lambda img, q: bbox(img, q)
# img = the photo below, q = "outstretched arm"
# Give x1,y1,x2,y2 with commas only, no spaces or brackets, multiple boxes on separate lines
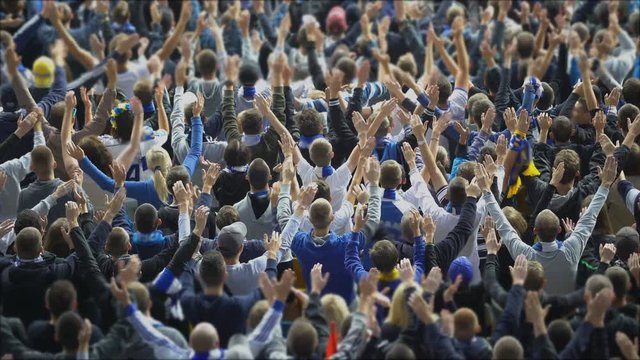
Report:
115,98,145,171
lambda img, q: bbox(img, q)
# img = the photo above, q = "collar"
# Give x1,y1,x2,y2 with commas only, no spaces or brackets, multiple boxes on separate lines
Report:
251,190,269,199
132,230,165,244
379,268,400,282
241,134,262,146
299,134,324,149
142,102,155,114
532,240,563,252
242,86,256,98
314,165,334,178
223,165,249,174
375,135,392,148
14,255,44,267
383,189,397,200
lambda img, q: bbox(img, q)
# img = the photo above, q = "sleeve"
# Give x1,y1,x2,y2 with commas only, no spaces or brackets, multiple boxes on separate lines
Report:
181,116,203,176
491,285,525,344
422,323,465,360
295,158,314,185
276,183,294,231
482,191,536,260
329,312,368,360
178,213,191,245
563,186,609,263
76,88,115,139
38,66,67,119
248,300,285,356
344,231,367,282
222,89,242,142
169,86,190,164
303,293,330,358
413,235,426,283
434,197,478,268
532,334,559,360
362,185,382,242
124,304,190,359
86,221,112,257
483,254,509,307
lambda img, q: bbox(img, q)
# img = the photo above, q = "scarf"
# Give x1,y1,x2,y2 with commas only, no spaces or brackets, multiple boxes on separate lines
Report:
506,131,540,199
379,268,400,282
383,189,397,200
373,135,399,163
223,165,249,174
242,134,261,146
299,134,324,149
14,255,44,267
251,190,269,199
132,230,166,245
532,240,563,252
243,86,256,98
314,166,334,178
142,102,155,114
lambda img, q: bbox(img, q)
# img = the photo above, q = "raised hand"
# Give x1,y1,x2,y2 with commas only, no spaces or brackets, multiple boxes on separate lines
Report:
110,277,130,306
516,109,530,134
353,204,367,232
443,275,463,303
604,87,621,107
615,332,640,360
172,180,189,206
310,263,330,294
593,111,606,137
481,107,496,133
561,217,575,233
352,111,368,135
538,112,552,133
0,219,15,239
483,154,498,181
66,142,85,161
426,84,439,108
109,160,127,188
365,157,381,185
510,254,528,286
629,253,640,288
408,291,435,325
453,122,469,144
422,214,436,244
550,161,565,188
401,143,417,170
65,201,81,228
193,205,210,237
103,187,127,223
254,94,272,117
504,107,517,133
264,231,282,259
432,112,452,136
298,184,318,208
422,266,442,294
482,216,502,255
598,155,618,188
598,134,616,157
118,255,141,286
130,96,143,118
202,162,222,191
398,258,415,283
474,163,492,193
598,243,617,264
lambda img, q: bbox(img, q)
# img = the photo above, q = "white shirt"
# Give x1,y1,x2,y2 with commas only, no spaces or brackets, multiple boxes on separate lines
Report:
297,159,352,210
117,63,151,99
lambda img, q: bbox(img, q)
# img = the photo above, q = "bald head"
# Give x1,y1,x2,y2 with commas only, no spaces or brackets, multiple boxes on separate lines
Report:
534,210,560,242
190,323,219,353
309,198,333,229
493,336,524,360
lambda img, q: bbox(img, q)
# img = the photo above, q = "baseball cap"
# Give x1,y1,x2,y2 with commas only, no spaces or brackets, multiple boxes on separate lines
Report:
217,222,247,258
448,256,473,285
32,56,55,88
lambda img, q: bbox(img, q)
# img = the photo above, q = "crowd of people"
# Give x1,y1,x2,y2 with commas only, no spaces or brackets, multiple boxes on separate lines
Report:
0,0,639,359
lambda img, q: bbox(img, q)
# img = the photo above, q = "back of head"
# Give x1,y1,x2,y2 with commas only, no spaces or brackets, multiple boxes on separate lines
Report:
493,336,524,360
524,261,545,291
55,311,83,351
44,218,71,257
238,108,263,135
49,101,66,129
553,149,580,183
380,160,403,189
313,180,331,202
106,227,130,258
190,322,219,353
135,203,159,233
456,162,476,183
247,159,270,190
127,281,151,313
550,116,572,143
386,343,416,360
166,165,190,198
133,79,153,105
585,274,613,297
110,103,135,141
238,61,261,86
534,209,560,242
582,194,612,234
335,57,356,83
615,226,640,261
247,300,270,329
196,49,218,78
467,93,489,120
516,31,535,58
224,140,250,167
320,294,349,330
46,280,76,318
397,53,417,77
15,210,41,235
619,104,640,133
448,177,468,207
216,206,240,230
548,320,573,353
296,108,324,136
538,82,554,110
15,227,43,259
31,145,55,176
503,207,527,237
605,266,630,301
376,115,392,137
309,138,333,167
287,318,318,358
437,74,452,104
112,1,130,24
78,136,113,176
369,240,399,273
454,308,479,341
471,98,494,127
623,78,640,107
624,144,640,176
200,251,226,287
309,198,333,229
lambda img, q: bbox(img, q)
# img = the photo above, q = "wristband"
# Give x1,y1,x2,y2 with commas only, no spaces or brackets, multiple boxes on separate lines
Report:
514,130,527,138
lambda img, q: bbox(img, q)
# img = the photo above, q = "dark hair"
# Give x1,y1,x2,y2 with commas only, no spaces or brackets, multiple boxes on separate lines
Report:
386,343,416,360
629,11,640,37
15,209,42,234
448,177,467,207
369,240,399,273
335,57,356,83
159,7,174,35
480,145,497,162
296,108,324,136
133,79,153,105
112,1,130,24
224,140,250,167
44,218,71,258
200,250,226,287
49,102,66,130
554,149,580,183
550,116,572,143
239,61,261,86
287,319,318,358
78,135,113,177
215,206,240,229
196,49,218,77
238,109,263,135
112,109,134,142
623,78,640,108
538,82,554,110
437,75,452,104
31,145,54,174
313,180,331,202
55,311,82,351
619,104,640,133
46,280,76,318
456,162,475,183
615,226,640,261
470,98,494,127
548,320,573,353
166,166,190,196
247,159,270,189
135,203,158,233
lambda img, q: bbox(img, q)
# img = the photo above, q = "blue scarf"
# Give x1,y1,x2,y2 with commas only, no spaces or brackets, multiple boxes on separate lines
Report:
143,102,155,114
314,166,334,178
532,240,563,251
383,189,397,200
373,136,399,163
132,230,166,245
224,165,249,174
242,134,262,146
251,190,269,199
299,134,324,149
14,255,44,267
243,86,256,98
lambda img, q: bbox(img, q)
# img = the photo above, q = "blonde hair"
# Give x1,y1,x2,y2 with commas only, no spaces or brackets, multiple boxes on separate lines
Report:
146,147,171,203
320,294,349,332
385,283,419,329
309,138,333,167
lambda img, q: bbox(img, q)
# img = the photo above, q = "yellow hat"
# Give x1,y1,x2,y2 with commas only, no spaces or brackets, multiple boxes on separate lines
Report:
32,56,55,88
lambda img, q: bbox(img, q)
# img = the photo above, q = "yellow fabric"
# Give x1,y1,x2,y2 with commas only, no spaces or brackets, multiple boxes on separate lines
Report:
506,161,541,199
32,56,55,88
379,268,400,282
